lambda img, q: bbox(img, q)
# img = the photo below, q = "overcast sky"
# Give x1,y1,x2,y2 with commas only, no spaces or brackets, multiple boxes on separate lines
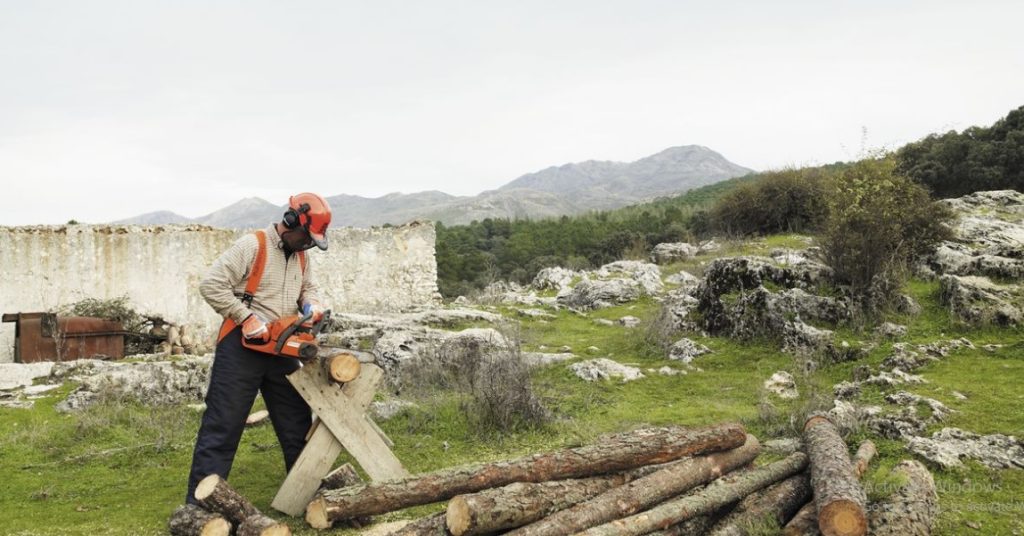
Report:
1,1,1021,225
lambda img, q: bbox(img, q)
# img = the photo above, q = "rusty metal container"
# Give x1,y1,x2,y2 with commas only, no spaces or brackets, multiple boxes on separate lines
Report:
2,312,126,363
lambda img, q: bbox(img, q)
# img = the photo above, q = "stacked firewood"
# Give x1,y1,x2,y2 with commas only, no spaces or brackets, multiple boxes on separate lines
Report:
304,417,937,536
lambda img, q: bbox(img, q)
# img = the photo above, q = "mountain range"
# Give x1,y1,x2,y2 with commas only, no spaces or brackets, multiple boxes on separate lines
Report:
115,145,753,228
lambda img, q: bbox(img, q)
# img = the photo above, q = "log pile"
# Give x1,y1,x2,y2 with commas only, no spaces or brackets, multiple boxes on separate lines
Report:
294,418,935,536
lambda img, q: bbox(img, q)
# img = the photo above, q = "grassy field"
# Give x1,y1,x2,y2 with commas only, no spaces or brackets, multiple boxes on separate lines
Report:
2,242,1022,534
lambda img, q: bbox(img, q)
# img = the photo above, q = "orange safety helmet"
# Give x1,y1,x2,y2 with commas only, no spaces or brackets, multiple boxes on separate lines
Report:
283,193,332,250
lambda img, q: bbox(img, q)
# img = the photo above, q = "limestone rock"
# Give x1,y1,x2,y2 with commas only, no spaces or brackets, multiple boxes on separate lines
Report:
515,308,557,320
698,239,722,254
522,352,577,367
618,316,641,328
372,331,420,371
556,278,642,310
569,358,645,382
863,368,928,387
661,291,700,332
906,427,1024,469
370,399,417,421
0,362,55,390
664,270,700,291
874,322,908,340
651,242,699,264
652,366,687,376
532,267,580,292
939,274,1022,326
50,356,212,412
834,381,862,400
668,338,711,363
763,371,798,399
594,260,664,295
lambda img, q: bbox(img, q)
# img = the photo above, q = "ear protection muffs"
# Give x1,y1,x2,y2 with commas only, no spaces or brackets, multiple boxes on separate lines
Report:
283,203,312,229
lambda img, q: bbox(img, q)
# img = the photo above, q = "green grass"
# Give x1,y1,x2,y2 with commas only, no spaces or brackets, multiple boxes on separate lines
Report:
2,256,1023,534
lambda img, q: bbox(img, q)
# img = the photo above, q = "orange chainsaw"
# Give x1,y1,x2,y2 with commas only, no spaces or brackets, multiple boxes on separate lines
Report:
242,309,331,360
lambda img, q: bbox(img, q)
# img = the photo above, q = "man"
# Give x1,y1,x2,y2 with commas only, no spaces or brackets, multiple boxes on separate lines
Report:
185,192,331,504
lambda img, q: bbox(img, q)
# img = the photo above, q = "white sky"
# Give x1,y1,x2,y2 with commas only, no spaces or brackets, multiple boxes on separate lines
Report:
1,1,1021,225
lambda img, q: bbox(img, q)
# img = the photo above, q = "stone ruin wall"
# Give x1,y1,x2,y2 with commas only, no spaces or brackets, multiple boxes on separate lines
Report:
0,222,440,363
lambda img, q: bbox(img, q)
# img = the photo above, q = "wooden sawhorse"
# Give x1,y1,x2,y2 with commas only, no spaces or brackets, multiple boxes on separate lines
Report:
271,350,409,516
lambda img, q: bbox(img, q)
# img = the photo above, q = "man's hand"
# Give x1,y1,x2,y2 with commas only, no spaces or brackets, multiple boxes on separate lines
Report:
241,314,269,342
301,300,326,323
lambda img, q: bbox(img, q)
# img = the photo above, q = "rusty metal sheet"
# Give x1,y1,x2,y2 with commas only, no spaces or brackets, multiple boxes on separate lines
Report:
3,312,126,363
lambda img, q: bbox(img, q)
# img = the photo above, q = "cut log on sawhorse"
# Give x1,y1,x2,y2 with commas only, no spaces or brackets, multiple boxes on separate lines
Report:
271,358,408,516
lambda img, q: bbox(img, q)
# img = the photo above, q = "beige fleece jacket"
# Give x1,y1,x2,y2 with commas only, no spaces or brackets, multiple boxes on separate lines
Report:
199,224,324,325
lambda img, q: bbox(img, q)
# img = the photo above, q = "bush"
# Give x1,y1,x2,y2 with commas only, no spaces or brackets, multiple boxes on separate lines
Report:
389,325,548,434
820,157,954,312
56,295,161,355
707,168,833,236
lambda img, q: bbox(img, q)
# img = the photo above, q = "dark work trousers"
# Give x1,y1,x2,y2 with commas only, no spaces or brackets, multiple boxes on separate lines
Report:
185,325,311,504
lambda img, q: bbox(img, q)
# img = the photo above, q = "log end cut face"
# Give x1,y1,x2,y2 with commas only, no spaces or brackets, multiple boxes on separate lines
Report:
202,518,231,536
305,496,332,530
445,495,471,536
819,499,867,536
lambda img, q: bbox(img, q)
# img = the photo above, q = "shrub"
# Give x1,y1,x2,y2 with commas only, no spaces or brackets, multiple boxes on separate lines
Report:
820,157,954,312
389,324,548,434
707,168,833,236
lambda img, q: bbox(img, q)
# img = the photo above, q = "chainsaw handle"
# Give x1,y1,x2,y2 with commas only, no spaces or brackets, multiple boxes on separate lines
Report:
274,311,313,355
311,309,331,337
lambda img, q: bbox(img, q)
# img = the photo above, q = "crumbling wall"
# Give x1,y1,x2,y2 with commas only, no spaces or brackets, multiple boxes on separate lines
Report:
0,222,439,363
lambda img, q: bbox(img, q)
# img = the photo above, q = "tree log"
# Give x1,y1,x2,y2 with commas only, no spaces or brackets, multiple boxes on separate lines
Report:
307,423,746,528
195,475,290,535
195,475,260,525
387,512,449,536
784,440,875,536
706,473,811,536
803,417,868,536
868,460,938,536
575,452,808,536
320,463,373,528
168,504,231,536
321,462,363,490
237,515,291,536
507,434,761,536
647,515,714,536
446,459,680,536
321,351,361,384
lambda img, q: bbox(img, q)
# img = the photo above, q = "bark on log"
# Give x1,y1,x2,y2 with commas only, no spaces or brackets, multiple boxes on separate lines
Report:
803,417,868,536
507,434,761,536
867,460,938,536
784,440,875,536
706,473,811,536
446,459,680,536
782,505,820,536
647,515,714,536
575,452,808,536
321,462,364,490
320,463,373,529
321,351,361,384
237,515,291,536
194,475,260,525
195,475,290,535
168,504,231,536
387,512,449,536
307,423,746,528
